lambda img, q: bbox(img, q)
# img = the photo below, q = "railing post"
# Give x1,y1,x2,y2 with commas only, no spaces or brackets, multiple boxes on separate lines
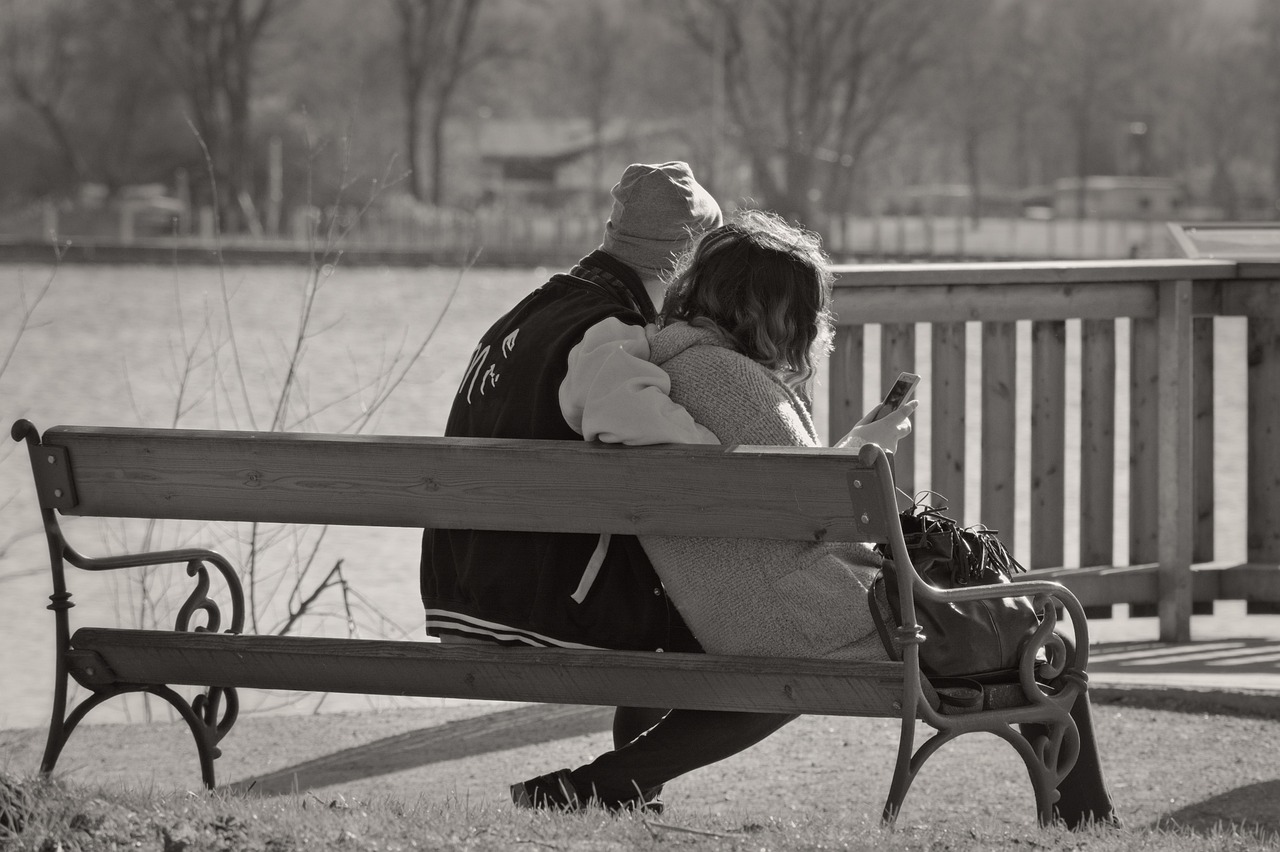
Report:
881,324,917,495
829,325,865,441
1193,317,1215,563
931,322,966,517
1157,278,1194,642
1030,321,1066,569
1248,284,1280,569
981,322,1018,554
1080,319,1116,568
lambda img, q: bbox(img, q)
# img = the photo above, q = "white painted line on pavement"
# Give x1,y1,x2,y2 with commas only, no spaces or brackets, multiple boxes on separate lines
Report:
1206,650,1280,667
1090,642,1245,663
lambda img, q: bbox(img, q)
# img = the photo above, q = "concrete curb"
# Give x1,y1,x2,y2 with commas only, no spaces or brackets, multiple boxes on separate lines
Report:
1090,684,1280,720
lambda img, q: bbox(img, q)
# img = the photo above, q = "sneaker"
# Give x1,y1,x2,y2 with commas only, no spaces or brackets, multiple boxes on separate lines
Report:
511,769,581,811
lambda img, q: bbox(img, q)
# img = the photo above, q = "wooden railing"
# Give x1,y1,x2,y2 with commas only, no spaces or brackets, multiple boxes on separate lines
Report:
827,259,1280,642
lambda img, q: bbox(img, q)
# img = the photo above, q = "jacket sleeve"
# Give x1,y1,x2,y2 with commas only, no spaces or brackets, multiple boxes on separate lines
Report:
559,317,719,446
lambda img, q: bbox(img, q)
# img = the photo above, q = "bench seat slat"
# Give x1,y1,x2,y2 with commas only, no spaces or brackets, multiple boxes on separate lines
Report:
41,427,891,542
70,628,911,718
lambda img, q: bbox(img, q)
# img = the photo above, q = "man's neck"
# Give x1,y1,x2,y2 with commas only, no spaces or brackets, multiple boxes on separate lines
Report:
640,275,665,315
576,250,661,322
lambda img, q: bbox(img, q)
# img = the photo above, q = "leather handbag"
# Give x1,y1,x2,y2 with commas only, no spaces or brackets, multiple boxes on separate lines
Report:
869,495,1042,682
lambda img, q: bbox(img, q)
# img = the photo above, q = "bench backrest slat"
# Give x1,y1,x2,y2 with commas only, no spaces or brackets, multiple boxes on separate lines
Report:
34,426,897,543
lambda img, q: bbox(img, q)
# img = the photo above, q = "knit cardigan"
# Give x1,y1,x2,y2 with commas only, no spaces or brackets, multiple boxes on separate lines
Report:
642,322,889,661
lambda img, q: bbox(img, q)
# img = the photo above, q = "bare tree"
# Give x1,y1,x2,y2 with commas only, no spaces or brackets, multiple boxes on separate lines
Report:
1259,1,1280,205
1167,13,1271,219
392,0,496,205
925,0,1013,222
676,0,949,223
1035,0,1186,218
576,1,619,208
0,0,90,189
134,0,295,233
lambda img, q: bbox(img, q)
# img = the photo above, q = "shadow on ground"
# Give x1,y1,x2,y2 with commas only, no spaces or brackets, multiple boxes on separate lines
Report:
227,704,612,796
1156,779,1280,842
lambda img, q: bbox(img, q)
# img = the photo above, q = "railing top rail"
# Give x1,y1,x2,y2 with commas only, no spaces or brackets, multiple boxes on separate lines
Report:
1237,262,1280,279
832,258,1240,287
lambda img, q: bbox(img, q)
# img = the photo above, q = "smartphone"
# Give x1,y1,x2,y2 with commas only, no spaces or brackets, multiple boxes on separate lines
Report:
881,372,920,412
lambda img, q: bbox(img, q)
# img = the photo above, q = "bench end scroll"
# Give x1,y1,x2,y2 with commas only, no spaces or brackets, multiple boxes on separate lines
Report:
11,418,39,444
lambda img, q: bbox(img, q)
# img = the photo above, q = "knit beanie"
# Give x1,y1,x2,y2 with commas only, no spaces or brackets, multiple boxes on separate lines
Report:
599,162,723,279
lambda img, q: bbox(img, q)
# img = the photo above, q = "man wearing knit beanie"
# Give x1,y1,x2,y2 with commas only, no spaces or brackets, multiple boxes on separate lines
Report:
599,161,723,293
423,162,742,812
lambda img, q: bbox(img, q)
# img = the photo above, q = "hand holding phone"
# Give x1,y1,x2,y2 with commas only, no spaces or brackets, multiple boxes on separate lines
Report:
834,372,919,451
880,372,920,414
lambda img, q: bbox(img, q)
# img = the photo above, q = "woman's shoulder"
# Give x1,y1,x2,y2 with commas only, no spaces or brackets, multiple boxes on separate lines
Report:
652,322,817,446
653,324,773,386
648,322,730,366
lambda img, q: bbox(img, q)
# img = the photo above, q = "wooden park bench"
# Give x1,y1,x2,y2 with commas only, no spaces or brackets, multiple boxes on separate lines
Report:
12,419,1091,825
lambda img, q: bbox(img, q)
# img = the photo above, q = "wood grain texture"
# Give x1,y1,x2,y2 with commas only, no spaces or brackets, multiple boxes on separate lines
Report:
1193,317,1215,563
1030,321,1066,569
38,429,893,543
930,322,966,516
1129,318,1159,565
1157,280,1194,642
829,324,865,440
1018,562,1230,608
831,281,1159,325
880,324,916,495
1079,319,1116,567
70,628,910,718
832,259,1235,287
1248,311,1280,563
980,322,1017,553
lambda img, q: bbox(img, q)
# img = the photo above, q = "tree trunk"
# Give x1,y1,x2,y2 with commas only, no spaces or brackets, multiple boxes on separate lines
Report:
32,101,85,188
1074,106,1092,221
429,102,446,207
782,148,816,225
1274,112,1280,206
228,24,258,234
405,79,425,201
964,128,983,225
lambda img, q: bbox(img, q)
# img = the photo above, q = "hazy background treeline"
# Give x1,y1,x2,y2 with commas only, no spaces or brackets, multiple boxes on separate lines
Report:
0,0,1275,237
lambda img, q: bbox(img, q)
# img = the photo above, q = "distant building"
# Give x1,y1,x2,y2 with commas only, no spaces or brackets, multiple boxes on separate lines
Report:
1052,176,1184,220
473,118,699,210
881,183,1025,218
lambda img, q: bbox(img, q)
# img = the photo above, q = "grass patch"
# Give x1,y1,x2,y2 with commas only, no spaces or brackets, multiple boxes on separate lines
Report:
2,771,1278,852
2,701,1278,851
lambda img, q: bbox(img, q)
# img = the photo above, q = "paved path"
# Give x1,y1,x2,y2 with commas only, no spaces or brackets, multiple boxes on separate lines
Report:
1083,602,1280,712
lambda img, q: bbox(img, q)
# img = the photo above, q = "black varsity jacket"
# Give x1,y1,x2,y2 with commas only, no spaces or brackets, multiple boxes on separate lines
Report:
419,250,698,652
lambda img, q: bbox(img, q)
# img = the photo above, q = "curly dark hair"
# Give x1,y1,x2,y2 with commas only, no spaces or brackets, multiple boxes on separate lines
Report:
661,208,834,391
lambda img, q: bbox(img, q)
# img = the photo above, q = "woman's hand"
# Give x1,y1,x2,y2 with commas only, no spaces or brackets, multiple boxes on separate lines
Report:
835,399,918,453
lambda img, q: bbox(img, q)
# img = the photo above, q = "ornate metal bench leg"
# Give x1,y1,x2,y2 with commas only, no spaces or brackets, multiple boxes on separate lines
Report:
989,725,1061,825
40,684,238,791
882,713,918,824
998,714,1080,827
885,727,965,825
151,685,239,789
40,691,116,779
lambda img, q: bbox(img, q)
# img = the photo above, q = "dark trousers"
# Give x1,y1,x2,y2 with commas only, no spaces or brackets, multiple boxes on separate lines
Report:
569,708,797,804
574,695,1114,825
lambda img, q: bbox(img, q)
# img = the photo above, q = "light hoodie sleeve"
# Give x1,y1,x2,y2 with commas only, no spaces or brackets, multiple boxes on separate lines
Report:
560,317,719,445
